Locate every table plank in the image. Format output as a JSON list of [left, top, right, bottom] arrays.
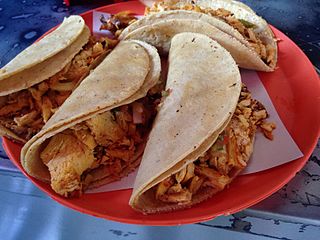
[[1, 170, 320, 240]]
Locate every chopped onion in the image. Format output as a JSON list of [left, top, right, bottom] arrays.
[[132, 102, 144, 124]]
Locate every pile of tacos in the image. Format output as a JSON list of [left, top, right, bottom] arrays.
[[120, 0, 277, 71], [1, 0, 277, 214]]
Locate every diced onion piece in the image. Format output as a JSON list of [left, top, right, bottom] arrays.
[[50, 81, 76, 92], [92, 42, 104, 57], [155, 177, 174, 200], [189, 176, 204, 194], [28, 87, 42, 101], [132, 102, 144, 124], [14, 111, 38, 126], [42, 96, 53, 123], [167, 183, 182, 194], [182, 163, 195, 183], [175, 168, 186, 183]]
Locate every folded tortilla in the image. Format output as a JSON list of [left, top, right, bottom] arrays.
[[120, 0, 277, 71], [21, 40, 161, 197], [129, 33, 242, 213], [0, 16, 114, 143], [171, 0, 278, 64], [141, 0, 255, 11], [0, 16, 89, 96]]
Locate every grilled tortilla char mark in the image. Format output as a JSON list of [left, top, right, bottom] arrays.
[[154, 84, 276, 204], [146, 2, 275, 66], [40, 87, 162, 198], [0, 36, 117, 143]]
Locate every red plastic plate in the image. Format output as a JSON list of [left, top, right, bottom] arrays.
[[3, 1, 320, 225]]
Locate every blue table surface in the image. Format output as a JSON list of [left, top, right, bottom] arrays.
[[0, 0, 319, 239]]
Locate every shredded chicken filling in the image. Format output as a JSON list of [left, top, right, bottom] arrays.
[[154, 84, 276, 203], [100, 11, 138, 38], [40, 88, 163, 197], [146, 1, 275, 66], [0, 36, 117, 142]]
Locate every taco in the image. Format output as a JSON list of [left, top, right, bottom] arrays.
[[21, 40, 162, 197], [120, 0, 277, 71], [129, 33, 275, 214], [0, 15, 117, 143]]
